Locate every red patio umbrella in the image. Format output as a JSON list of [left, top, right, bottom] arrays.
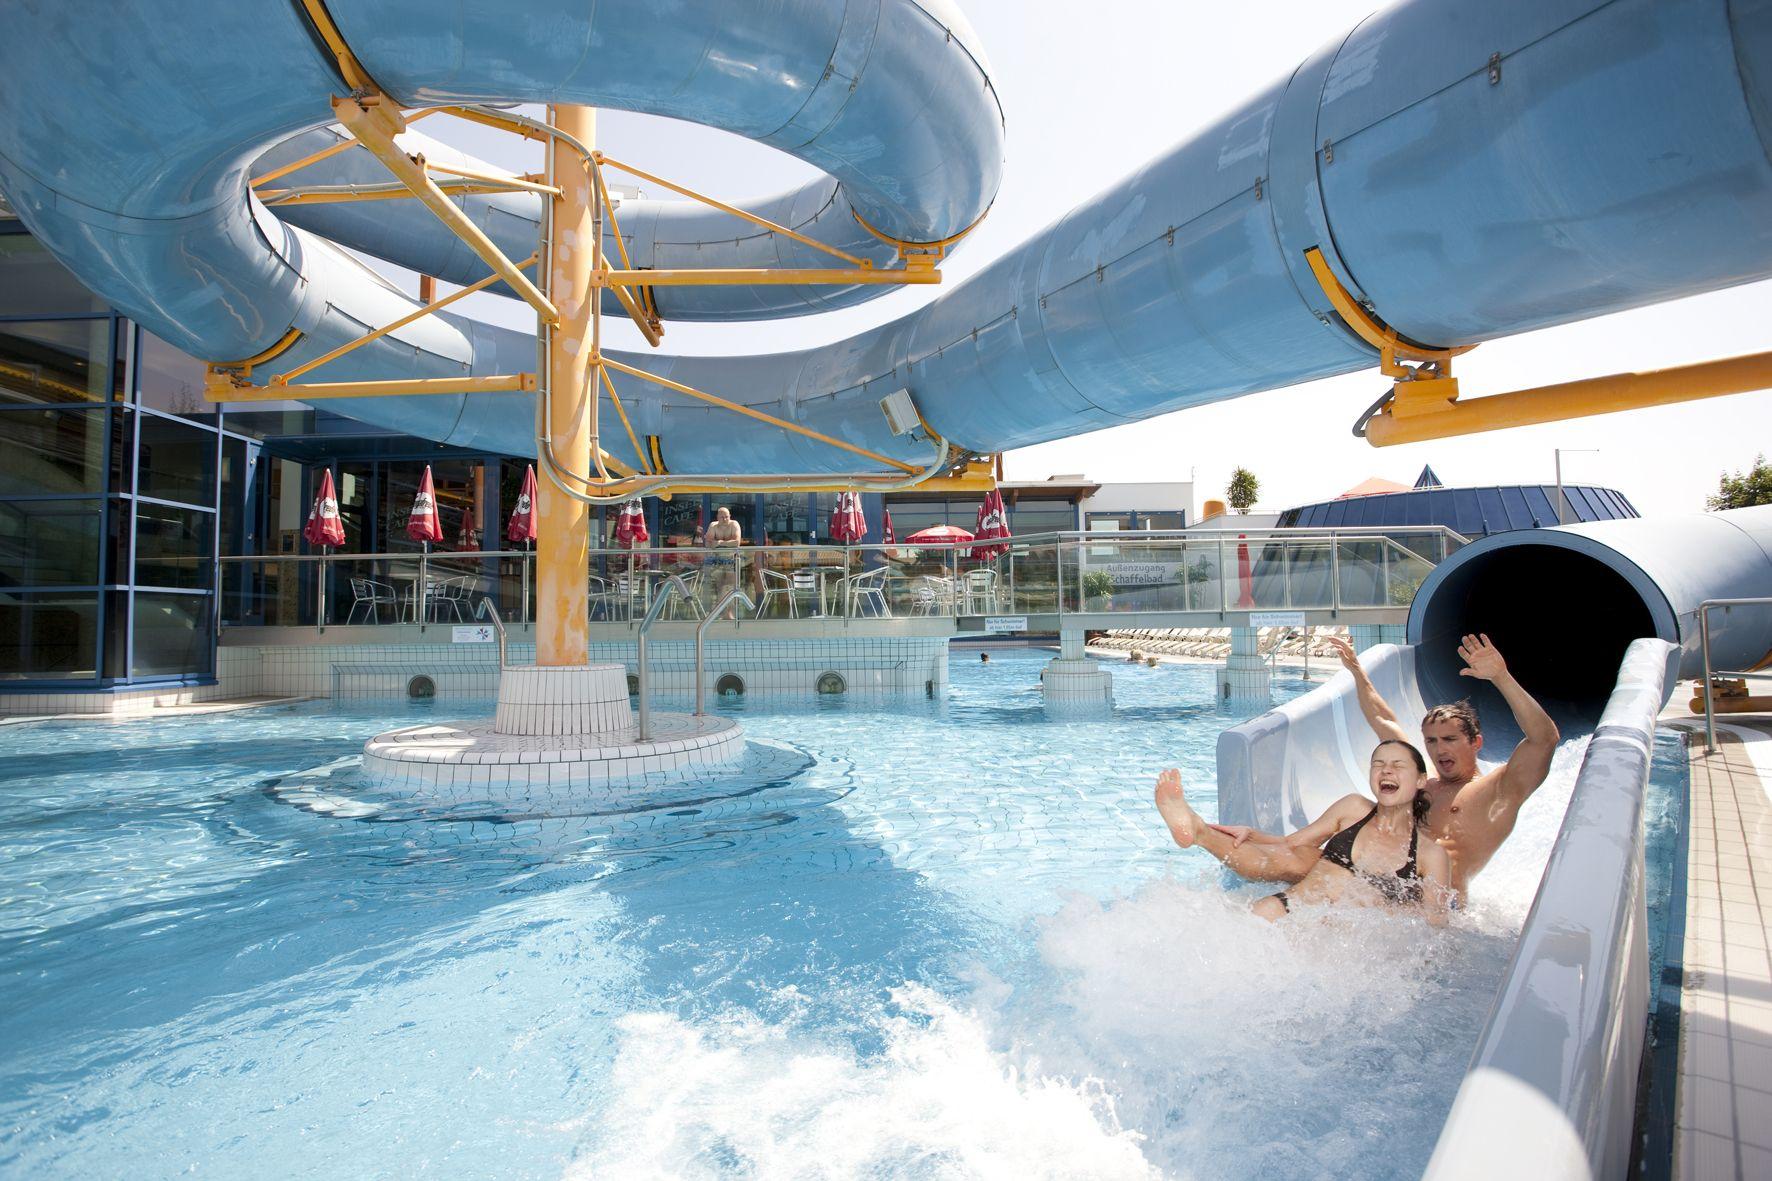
[[303, 468, 345, 549], [457, 487, 481, 551], [881, 507, 900, 560], [1235, 533, 1256, 609], [614, 498, 649, 546], [828, 490, 867, 544], [506, 463, 538, 543], [407, 465, 443, 545], [903, 524, 974, 545], [972, 487, 1011, 561]]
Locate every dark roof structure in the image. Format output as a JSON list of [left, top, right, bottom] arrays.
[[1413, 465, 1443, 489], [1276, 484, 1638, 538]]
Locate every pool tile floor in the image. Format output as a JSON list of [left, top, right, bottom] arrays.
[[1676, 716, 1772, 1180]]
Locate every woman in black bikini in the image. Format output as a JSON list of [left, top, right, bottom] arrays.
[[1153, 739, 1454, 925]]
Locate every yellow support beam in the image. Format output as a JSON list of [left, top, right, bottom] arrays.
[[250, 108, 443, 189], [207, 373, 535, 403], [598, 364, 652, 475], [595, 152, 873, 268], [1364, 350, 1772, 446], [258, 179, 522, 206], [602, 356, 921, 474], [333, 95, 560, 326], [423, 159, 562, 197], [600, 267, 939, 287], [275, 255, 538, 383]]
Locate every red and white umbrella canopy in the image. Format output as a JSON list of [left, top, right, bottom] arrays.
[[507, 463, 538, 543], [971, 488, 1011, 560], [829, 490, 867, 543], [904, 524, 973, 545], [882, 509, 896, 545], [303, 468, 345, 549], [614, 498, 650, 546], [406, 464, 443, 543]]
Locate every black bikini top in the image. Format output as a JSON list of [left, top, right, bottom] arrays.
[[1321, 805, 1422, 904]]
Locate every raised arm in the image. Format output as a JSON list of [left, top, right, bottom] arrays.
[[1458, 634, 1560, 804], [1326, 635, 1410, 744]]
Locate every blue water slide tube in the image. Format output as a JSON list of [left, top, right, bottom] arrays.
[[1, 0, 1770, 473]]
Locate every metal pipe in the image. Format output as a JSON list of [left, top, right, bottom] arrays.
[[316, 549, 327, 634], [695, 588, 755, 715], [1702, 602, 1717, 755], [635, 573, 693, 741], [1366, 350, 1772, 447], [472, 594, 508, 670]]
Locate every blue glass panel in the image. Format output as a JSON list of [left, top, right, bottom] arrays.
[[1498, 486, 1531, 531], [1476, 488, 1507, 533]]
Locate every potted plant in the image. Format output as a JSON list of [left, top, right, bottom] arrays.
[[1082, 569, 1116, 609]]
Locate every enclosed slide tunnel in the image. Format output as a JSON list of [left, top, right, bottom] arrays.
[[1, 0, 1771, 472]]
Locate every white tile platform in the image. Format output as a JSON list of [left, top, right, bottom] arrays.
[[363, 712, 744, 791], [1041, 657, 1113, 708]]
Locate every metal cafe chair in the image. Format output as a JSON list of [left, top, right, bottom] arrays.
[[346, 576, 399, 624], [843, 566, 892, 617], [964, 568, 1000, 613]]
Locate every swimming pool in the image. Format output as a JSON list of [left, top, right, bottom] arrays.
[[0, 651, 1681, 1179]]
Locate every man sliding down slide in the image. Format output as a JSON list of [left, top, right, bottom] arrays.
[[1156, 635, 1559, 899]]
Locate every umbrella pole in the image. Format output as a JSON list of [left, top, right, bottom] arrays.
[[521, 540, 531, 626], [419, 541, 428, 632], [317, 544, 328, 635]]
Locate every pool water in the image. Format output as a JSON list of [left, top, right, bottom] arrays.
[[0, 651, 1676, 1179]]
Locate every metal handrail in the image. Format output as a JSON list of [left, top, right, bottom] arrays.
[[472, 594, 508, 670], [634, 573, 693, 741], [1699, 596, 1772, 754], [695, 588, 756, 716]]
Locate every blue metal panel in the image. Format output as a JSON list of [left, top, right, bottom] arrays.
[[1, 0, 1770, 471]]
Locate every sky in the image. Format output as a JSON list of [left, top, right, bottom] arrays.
[[407, 0, 1772, 519]]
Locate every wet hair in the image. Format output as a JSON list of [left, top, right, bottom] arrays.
[[1421, 700, 1481, 740], [1373, 738, 1434, 823]]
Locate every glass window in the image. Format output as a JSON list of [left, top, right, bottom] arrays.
[[0, 235, 109, 316], [0, 499, 101, 587], [659, 496, 703, 547], [1007, 500, 1075, 536], [131, 591, 214, 678], [218, 404, 313, 440], [380, 461, 481, 553], [0, 318, 115, 405], [136, 412, 216, 506], [0, 592, 99, 679], [881, 498, 945, 539], [137, 331, 218, 423], [133, 501, 214, 589], [761, 493, 812, 544], [0, 405, 120, 495], [1137, 511, 1186, 530], [103, 497, 131, 586], [336, 463, 370, 553], [219, 436, 249, 557]]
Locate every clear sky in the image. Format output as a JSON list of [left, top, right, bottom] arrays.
[[417, 0, 1772, 518]]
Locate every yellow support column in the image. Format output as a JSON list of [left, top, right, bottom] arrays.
[[537, 105, 596, 666]]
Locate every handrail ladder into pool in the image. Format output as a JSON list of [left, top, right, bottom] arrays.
[[696, 589, 757, 717], [1697, 597, 1772, 754], [635, 573, 695, 741], [472, 595, 508, 672]]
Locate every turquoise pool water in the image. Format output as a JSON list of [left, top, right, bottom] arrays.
[[0, 652, 1676, 1179]]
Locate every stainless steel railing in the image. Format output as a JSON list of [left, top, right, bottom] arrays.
[[635, 574, 694, 741], [696, 589, 756, 716], [1698, 596, 1772, 753]]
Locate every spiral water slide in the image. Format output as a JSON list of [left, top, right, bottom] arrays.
[[2, 0, 1771, 477]]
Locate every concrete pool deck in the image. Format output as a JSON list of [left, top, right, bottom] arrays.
[[1663, 684, 1772, 1180]]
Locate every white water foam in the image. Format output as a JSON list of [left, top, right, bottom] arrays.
[[565, 735, 1598, 1180], [564, 984, 1157, 1180]]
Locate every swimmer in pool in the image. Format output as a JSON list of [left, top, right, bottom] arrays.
[[1154, 741, 1454, 924], [1195, 633, 1558, 897]]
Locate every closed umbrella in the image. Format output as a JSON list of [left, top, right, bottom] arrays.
[[303, 468, 345, 549], [506, 464, 538, 543], [614, 498, 649, 546], [972, 488, 1011, 561], [828, 490, 867, 544], [881, 507, 899, 561], [407, 465, 443, 544]]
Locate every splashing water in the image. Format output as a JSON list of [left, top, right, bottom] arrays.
[[0, 653, 1672, 1180]]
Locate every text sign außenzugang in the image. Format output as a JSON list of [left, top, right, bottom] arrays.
[[452, 625, 495, 643], [1249, 611, 1307, 629], [984, 616, 1029, 634]]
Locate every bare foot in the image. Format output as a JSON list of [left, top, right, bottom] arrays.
[[1154, 768, 1201, 848]]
